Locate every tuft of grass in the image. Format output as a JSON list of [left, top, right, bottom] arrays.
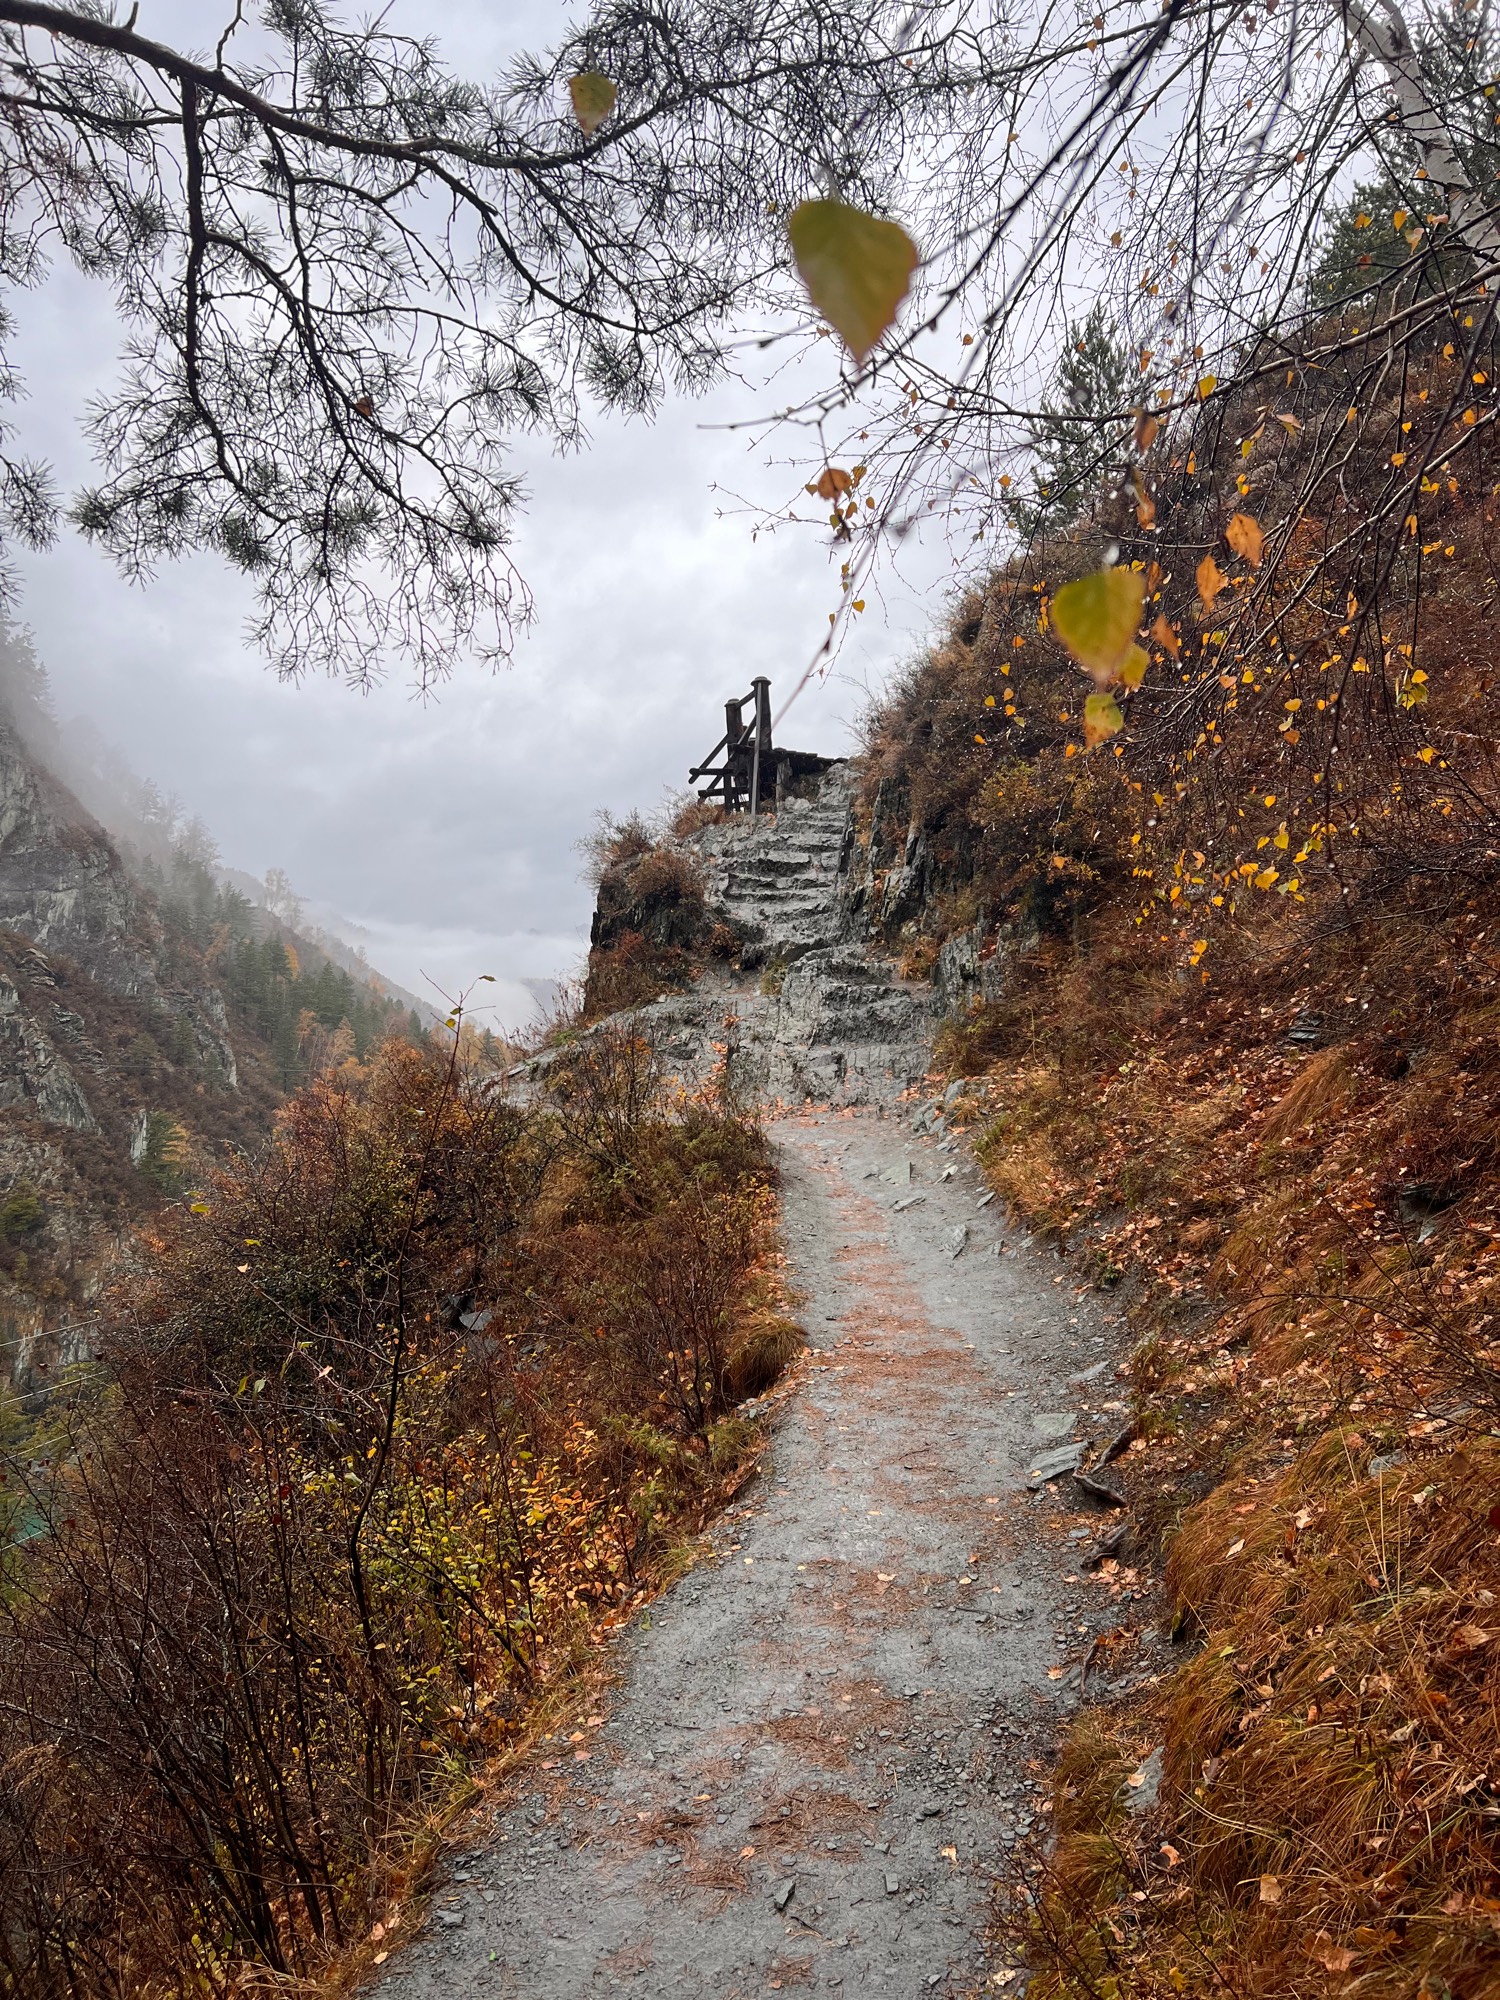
[[724, 1316, 805, 1401]]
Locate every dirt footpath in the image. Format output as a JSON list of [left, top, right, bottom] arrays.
[[373, 1108, 1148, 2000]]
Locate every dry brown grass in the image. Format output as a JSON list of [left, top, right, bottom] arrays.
[[963, 895, 1500, 1997], [1015, 1435, 1500, 1999], [724, 1315, 805, 1400]]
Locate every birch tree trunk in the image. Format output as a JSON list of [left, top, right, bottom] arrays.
[[1342, 0, 1500, 282]]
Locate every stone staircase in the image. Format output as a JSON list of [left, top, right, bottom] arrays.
[[692, 779, 855, 966], [528, 765, 936, 1108]]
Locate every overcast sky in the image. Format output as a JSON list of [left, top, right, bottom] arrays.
[[4, 0, 960, 1033]]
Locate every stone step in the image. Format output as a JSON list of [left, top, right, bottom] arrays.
[[722, 856, 843, 883], [719, 894, 835, 919], [719, 886, 839, 910], [562, 761, 936, 1111], [725, 852, 841, 875]]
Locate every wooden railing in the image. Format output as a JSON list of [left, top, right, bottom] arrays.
[[688, 676, 773, 815]]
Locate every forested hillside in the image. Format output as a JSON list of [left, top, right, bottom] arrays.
[[0, 632, 434, 1400]]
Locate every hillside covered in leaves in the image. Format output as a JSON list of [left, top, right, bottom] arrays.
[[853, 284, 1500, 1998]]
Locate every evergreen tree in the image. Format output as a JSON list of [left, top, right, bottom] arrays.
[[1012, 306, 1133, 540]]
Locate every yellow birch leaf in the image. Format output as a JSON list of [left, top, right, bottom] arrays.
[[1197, 553, 1228, 611], [1084, 690, 1124, 745], [1118, 643, 1149, 690], [788, 200, 919, 362], [1051, 566, 1145, 680], [1197, 374, 1217, 400], [568, 72, 617, 136]]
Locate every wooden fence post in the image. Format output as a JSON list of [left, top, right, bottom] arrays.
[[749, 677, 771, 817]]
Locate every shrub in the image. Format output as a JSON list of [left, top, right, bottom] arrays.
[[0, 1028, 779, 1995], [582, 836, 712, 1020], [0, 1179, 41, 1243]]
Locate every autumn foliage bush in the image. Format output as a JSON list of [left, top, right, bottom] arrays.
[[580, 815, 720, 1022], [0, 1028, 790, 1996]]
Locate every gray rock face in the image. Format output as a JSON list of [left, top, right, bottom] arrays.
[[0, 724, 156, 1000], [0, 977, 96, 1131]]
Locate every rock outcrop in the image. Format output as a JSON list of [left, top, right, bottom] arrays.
[[542, 766, 938, 1107]]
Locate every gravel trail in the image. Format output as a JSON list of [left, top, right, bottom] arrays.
[[372, 1107, 1132, 2000]]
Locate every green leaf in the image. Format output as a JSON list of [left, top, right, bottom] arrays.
[[788, 200, 919, 362], [569, 72, 616, 136], [1083, 691, 1125, 746], [1051, 567, 1145, 681]]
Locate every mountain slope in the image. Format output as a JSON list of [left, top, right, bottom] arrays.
[[0, 704, 425, 1399]]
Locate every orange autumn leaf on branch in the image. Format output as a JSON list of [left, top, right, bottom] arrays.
[[1196, 553, 1228, 612], [1226, 511, 1265, 566]]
